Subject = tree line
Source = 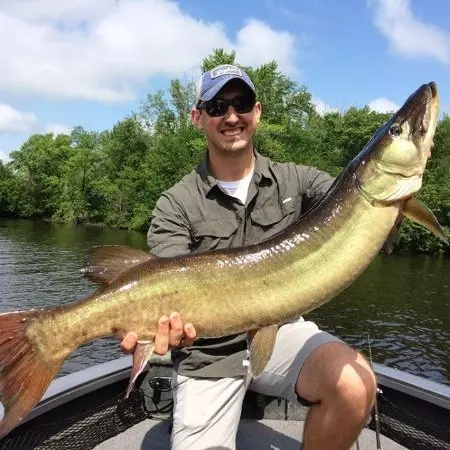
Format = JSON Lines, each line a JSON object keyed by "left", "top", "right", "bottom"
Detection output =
{"left": 1, "top": 50, "right": 449, "bottom": 254}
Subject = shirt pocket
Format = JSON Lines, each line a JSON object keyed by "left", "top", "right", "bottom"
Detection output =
{"left": 191, "top": 219, "right": 239, "bottom": 253}
{"left": 250, "top": 199, "right": 299, "bottom": 241}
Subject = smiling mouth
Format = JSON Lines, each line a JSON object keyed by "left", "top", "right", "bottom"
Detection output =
{"left": 221, "top": 127, "right": 244, "bottom": 137}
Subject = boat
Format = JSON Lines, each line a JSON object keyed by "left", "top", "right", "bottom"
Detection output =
{"left": 0, "top": 354, "right": 448, "bottom": 450}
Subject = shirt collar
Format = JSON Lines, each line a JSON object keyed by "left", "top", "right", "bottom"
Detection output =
{"left": 197, "top": 149, "right": 273, "bottom": 196}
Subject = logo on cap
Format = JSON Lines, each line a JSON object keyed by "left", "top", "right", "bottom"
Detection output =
{"left": 210, "top": 65, "right": 242, "bottom": 79}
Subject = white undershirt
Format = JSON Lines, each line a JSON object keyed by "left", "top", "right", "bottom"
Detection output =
{"left": 217, "top": 166, "right": 254, "bottom": 204}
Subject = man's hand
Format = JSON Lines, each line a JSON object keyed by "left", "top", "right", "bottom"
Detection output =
{"left": 120, "top": 312, "right": 196, "bottom": 355}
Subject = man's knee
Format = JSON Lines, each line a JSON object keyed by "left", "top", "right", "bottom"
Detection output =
{"left": 295, "top": 342, "right": 376, "bottom": 415}
{"left": 335, "top": 350, "right": 376, "bottom": 416}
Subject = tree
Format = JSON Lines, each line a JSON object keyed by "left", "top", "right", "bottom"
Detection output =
{"left": 55, "top": 127, "right": 105, "bottom": 223}
{"left": 9, "top": 133, "right": 73, "bottom": 217}
{"left": 1, "top": 49, "right": 447, "bottom": 253}
{"left": 0, "top": 161, "right": 20, "bottom": 217}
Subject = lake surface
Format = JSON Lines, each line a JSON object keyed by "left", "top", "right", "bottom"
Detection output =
{"left": 0, "top": 218, "right": 449, "bottom": 385}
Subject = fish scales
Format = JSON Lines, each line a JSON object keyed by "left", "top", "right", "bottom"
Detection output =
{"left": 28, "top": 180, "right": 398, "bottom": 357}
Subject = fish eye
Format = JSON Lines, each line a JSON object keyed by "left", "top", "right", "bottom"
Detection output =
{"left": 389, "top": 124, "right": 402, "bottom": 137}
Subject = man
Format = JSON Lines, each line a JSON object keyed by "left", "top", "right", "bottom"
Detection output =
{"left": 121, "top": 64, "right": 376, "bottom": 449}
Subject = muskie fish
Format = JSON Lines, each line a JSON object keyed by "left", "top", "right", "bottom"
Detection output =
{"left": 0, "top": 82, "right": 447, "bottom": 437}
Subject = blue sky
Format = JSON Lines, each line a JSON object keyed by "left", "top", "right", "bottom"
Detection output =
{"left": 1, "top": 0, "right": 450, "bottom": 162}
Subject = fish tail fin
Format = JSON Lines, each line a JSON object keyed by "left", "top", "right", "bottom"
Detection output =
{"left": 0, "top": 310, "right": 65, "bottom": 438}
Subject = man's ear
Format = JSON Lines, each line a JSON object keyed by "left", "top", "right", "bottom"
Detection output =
{"left": 254, "top": 101, "right": 262, "bottom": 125}
{"left": 191, "top": 109, "right": 203, "bottom": 130}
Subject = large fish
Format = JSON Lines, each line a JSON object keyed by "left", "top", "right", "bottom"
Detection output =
{"left": 0, "top": 82, "right": 447, "bottom": 437}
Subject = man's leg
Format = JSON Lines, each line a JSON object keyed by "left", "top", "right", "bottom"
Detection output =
{"left": 250, "top": 319, "right": 376, "bottom": 450}
{"left": 171, "top": 373, "right": 247, "bottom": 450}
{"left": 296, "top": 341, "right": 376, "bottom": 449}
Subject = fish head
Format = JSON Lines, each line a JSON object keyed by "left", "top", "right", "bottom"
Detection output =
{"left": 354, "top": 82, "right": 439, "bottom": 204}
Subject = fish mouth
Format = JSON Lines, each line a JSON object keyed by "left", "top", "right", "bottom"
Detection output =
{"left": 420, "top": 83, "right": 437, "bottom": 134}
{"left": 395, "top": 81, "right": 439, "bottom": 158}
{"left": 418, "top": 82, "right": 439, "bottom": 159}
{"left": 428, "top": 81, "right": 438, "bottom": 98}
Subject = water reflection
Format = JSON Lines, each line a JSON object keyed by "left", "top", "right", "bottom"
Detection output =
{"left": 0, "top": 219, "right": 449, "bottom": 384}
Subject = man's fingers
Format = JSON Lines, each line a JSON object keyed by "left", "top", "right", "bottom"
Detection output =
{"left": 152, "top": 313, "right": 196, "bottom": 355}
{"left": 181, "top": 323, "right": 196, "bottom": 347}
{"left": 154, "top": 315, "right": 170, "bottom": 355}
{"left": 168, "top": 312, "right": 184, "bottom": 347}
{"left": 120, "top": 332, "right": 138, "bottom": 354}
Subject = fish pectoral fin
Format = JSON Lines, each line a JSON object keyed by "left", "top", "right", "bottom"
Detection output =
{"left": 403, "top": 197, "right": 449, "bottom": 244}
{"left": 82, "top": 246, "right": 155, "bottom": 286}
{"left": 247, "top": 325, "right": 278, "bottom": 378}
{"left": 126, "top": 340, "right": 154, "bottom": 398}
{"left": 382, "top": 224, "right": 401, "bottom": 254}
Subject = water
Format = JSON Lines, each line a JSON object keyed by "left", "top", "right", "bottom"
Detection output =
{"left": 0, "top": 219, "right": 147, "bottom": 376}
{"left": 307, "top": 255, "right": 450, "bottom": 385}
{"left": 0, "top": 219, "right": 449, "bottom": 385}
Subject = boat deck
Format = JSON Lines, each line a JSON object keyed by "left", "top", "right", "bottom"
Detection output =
{"left": 95, "top": 417, "right": 407, "bottom": 449}
{"left": 3, "top": 357, "right": 445, "bottom": 450}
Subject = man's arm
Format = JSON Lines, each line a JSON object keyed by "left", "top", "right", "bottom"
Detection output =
{"left": 147, "top": 192, "right": 192, "bottom": 257}
{"left": 296, "top": 165, "right": 335, "bottom": 214}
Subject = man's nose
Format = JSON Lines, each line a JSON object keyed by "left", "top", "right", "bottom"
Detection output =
{"left": 224, "top": 106, "right": 239, "bottom": 123}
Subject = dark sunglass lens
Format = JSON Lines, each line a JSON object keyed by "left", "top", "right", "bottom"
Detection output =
{"left": 233, "top": 96, "right": 255, "bottom": 114}
{"left": 204, "top": 95, "right": 255, "bottom": 116}
{"left": 206, "top": 99, "right": 227, "bottom": 116}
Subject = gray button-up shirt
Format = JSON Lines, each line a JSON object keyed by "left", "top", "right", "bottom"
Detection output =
{"left": 147, "top": 151, "right": 334, "bottom": 377}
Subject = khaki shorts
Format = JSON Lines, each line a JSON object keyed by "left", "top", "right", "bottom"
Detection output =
{"left": 171, "top": 319, "right": 341, "bottom": 450}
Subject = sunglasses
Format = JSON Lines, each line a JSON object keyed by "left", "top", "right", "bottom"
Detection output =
{"left": 197, "top": 94, "right": 256, "bottom": 117}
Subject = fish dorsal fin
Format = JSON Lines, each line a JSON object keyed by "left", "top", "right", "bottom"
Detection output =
{"left": 403, "top": 197, "right": 448, "bottom": 244}
{"left": 247, "top": 325, "right": 278, "bottom": 377}
{"left": 82, "top": 245, "right": 154, "bottom": 286}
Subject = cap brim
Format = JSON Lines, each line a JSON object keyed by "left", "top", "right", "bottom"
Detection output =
{"left": 201, "top": 76, "right": 254, "bottom": 101}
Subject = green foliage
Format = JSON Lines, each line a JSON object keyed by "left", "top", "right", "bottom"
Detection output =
{"left": 201, "top": 49, "right": 237, "bottom": 72}
{"left": 55, "top": 127, "right": 105, "bottom": 224}
{"left": 1, "top": 50, "right": 448, "bottom": 254}
{"left": 308, "top": 107, "right": 390, "bottom": 171}
{"left": 0, "top": 161, "right": 20, "bottom": 216}
{"left": 397, "top": 221, "right": 449, "bottom": 254}
{"left": 9, "top": 133, "right": 73, "bottom": 217}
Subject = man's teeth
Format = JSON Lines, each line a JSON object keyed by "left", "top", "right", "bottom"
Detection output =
{"left": 223, "top": 128, "right": 241, "bottom": 136}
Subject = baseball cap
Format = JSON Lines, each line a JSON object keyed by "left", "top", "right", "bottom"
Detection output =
{"left": 194, "top": 64, "right": 256, "bottom": 106}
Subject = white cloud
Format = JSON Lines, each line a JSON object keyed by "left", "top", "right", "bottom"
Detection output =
{"left": 372, "top": 0, "right": 450, "bottom": 64}
{"left": 0, "top": 102, "right": 72, "bottom": 143}
{"left": 368, "top": 97, "right": 399, "bottom": 113}
{"left": 0, "top": 0, "right": 299, "bottom": 103}
{"left": 0, "top": 149, "right": 11, "bottom": 163}
{"left": 312, "top": 97, "right": 338, "bottom": 116}
{"left": 0, "top": 104, "right": 37, "bottom": 132}
{"left": 234, "top": 19, "right": 298, "bottom": 75}
{"left": 43, "top": 123, "right": 73, "bottom": 135}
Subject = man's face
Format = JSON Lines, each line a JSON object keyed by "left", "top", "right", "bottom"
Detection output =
{"left": 191, "top": 81, "right": 261, "bottom": 155}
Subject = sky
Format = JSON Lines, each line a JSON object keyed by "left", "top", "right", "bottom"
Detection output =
{"left": 1, "top": 0, "right": 450, "bottom": 163}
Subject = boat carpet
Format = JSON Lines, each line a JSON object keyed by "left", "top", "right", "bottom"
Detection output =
{"left": 95, "top": 417, "right": 407, "bottom": 449}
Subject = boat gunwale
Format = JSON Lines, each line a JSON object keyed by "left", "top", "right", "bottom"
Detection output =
{"left": 3, "top": 356, "right": 448, "bottom": 428}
